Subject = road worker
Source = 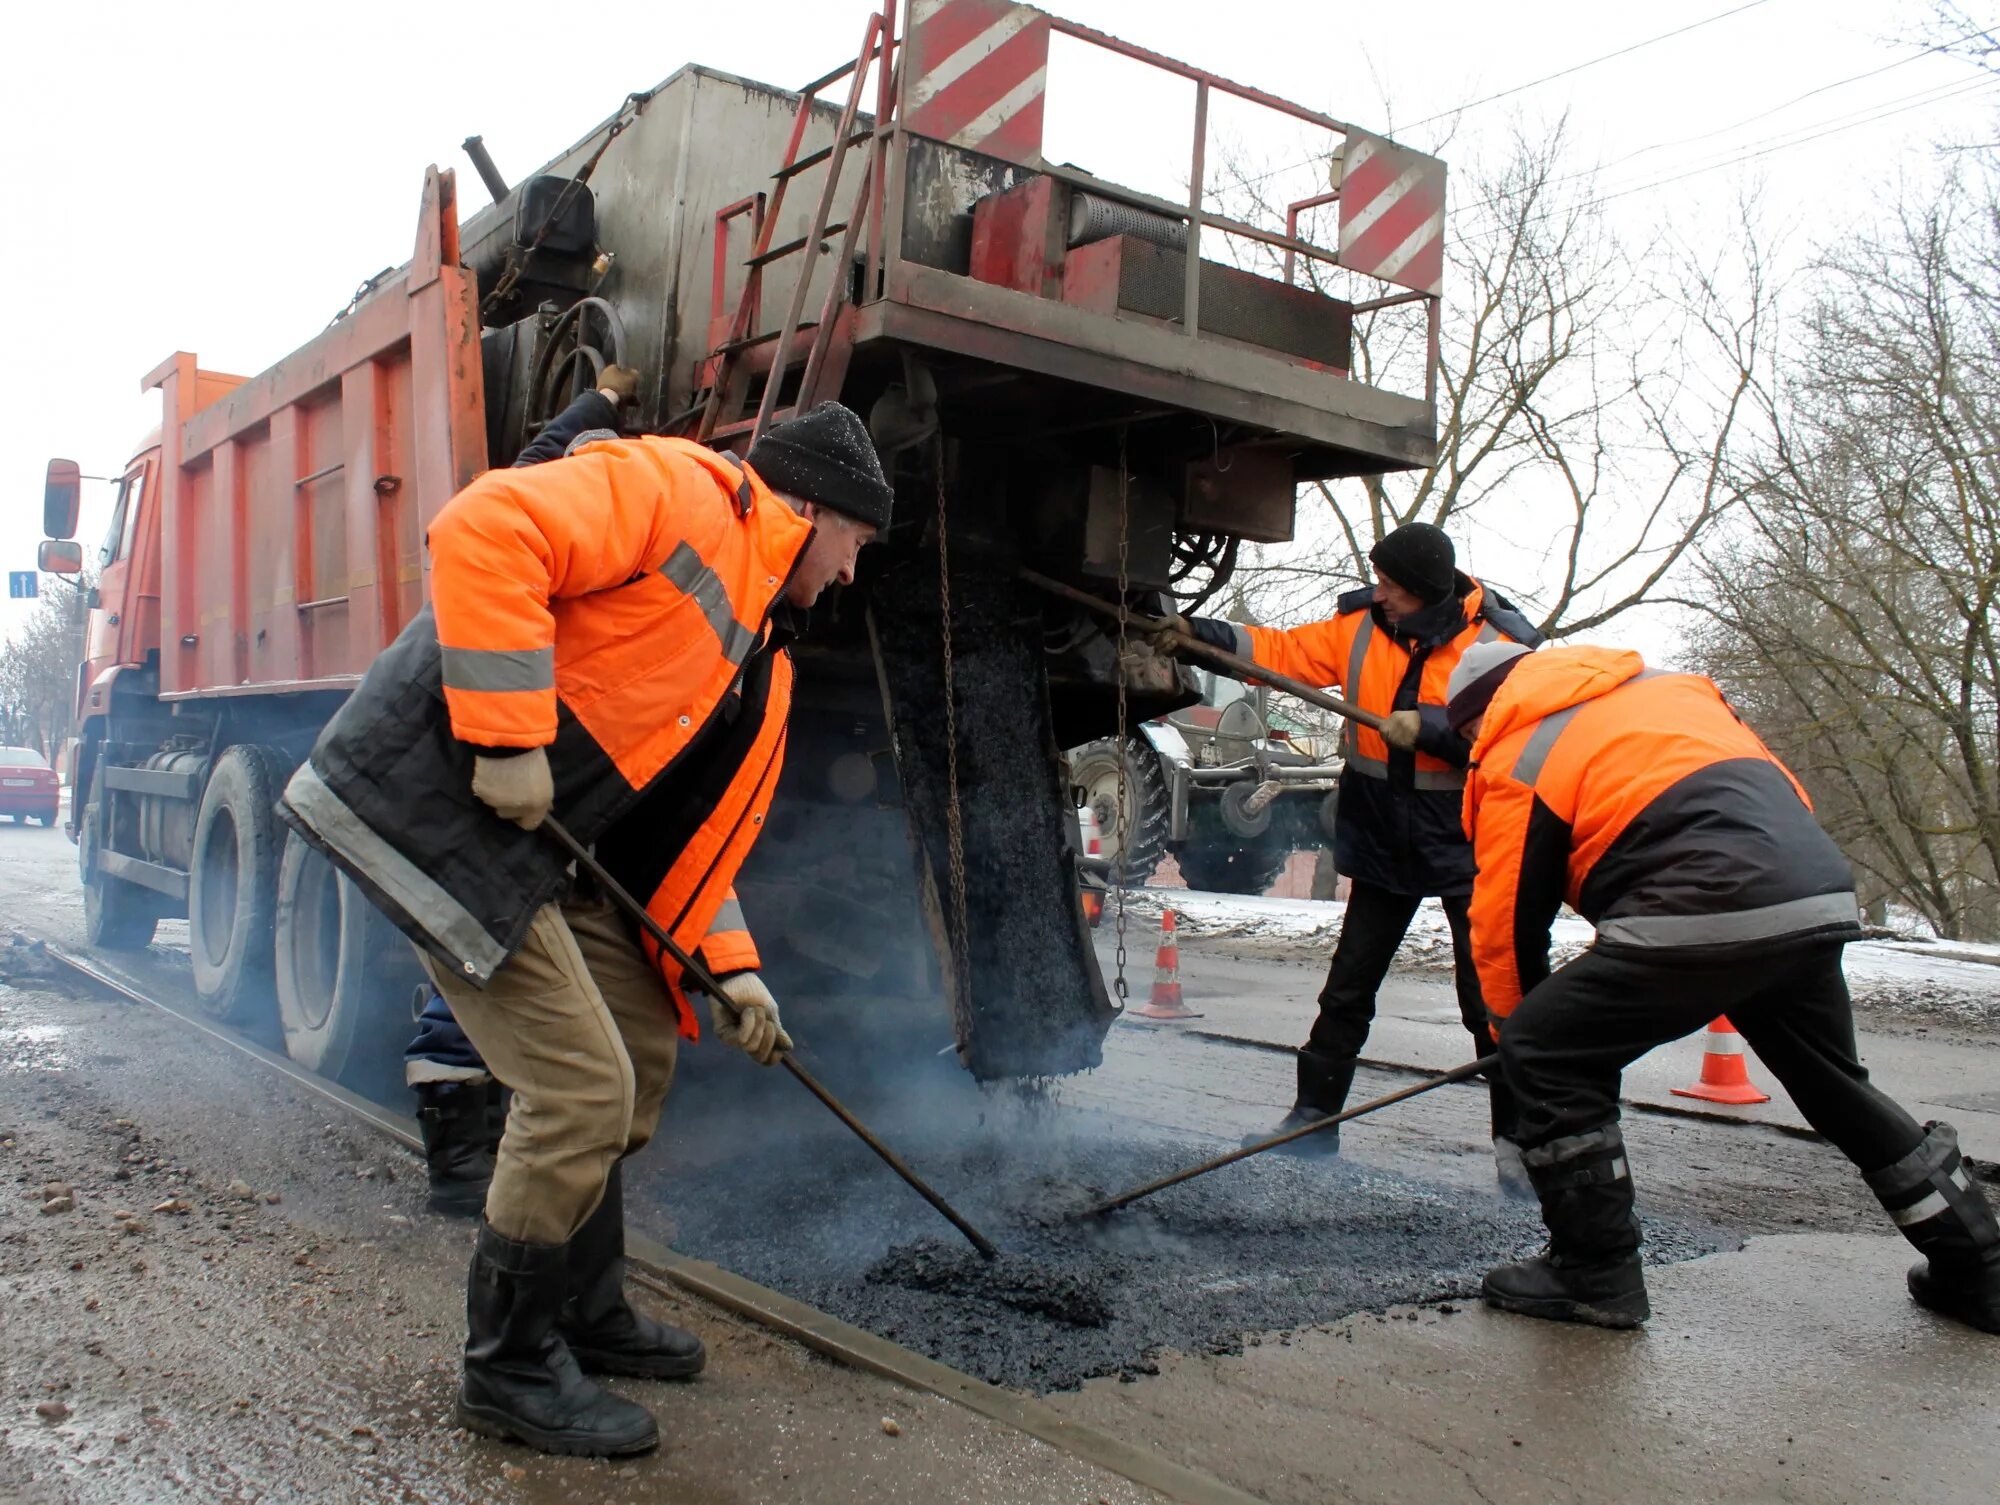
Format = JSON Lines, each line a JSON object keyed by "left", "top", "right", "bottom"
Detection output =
{"left": 280, "top": 401, "right": 894, "bottom": 1455}
{"left": 403, "top": 366, "right": 642, "bottom": 1219}
{"left": 1449, "top": 640, "right": 2000, "bottom": 1333}
{"left": 1159, "top": 523, "right": 1542, "bottom": 1190}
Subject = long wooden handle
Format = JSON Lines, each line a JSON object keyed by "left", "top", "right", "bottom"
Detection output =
{"left": 1080, "top": 1054, "right": 1502, "bottom": 1216}
{"left": 1017, "top": 568, "right": 1388, "bottom": 732}
{"left": 540, "top": 817, "right": 1000, "bottom": 1259}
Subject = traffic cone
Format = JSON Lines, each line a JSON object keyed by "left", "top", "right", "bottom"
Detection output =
{"left": 1080, "top": 833, "right": 1104, "bottom": 928}
{"left": 1129, "top": 909, "right": 1202, "bottom": 1020}
{"left": 1670, "top": 1016, "right": 1771, "bottom": 1105}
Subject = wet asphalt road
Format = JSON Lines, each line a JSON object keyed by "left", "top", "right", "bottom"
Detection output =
{"left": 5, "top": 819, "right": 1997, "bottom": 1502}
{"left": 629, "top": 1061, "right": 1726, "bottom": 1392}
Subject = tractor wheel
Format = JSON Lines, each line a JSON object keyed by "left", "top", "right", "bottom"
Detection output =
{"left": 189, "top": 744, "right": 288, "bottom": 1030}
{"left": 1068, "top": 736, "right": 1170, "bottom": 885}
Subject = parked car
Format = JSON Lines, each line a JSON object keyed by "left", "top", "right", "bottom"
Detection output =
{"left": 0, "top": 747, "right": 60, "bottom": 826}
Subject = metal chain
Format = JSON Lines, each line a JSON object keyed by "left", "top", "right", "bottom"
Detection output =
{"left": 936, "top": 457, "right": 974, "bottom": 1040}
{"left": 1111, "top": 427, "right": 1132, "bottom": 1007}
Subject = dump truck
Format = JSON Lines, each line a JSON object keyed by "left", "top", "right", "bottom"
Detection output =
{"left": 40, "top": 0, "right": 1445, "bottom": 1094}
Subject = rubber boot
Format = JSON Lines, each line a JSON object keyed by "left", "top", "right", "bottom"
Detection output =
{"left": 416, "top": 1081, "right": 499, "bottom": 1218}
{"left": 560, "top": 1165, "right": 707, "bottom": 1378}
{"left": 1241, "top": 1050, "right": 1354, "bottom": 1154}
{"left": 1483, "top": 1124, "right": 1650, "bottom": 1329}
{"left": 1864, "top": 1120, "right": 2000, "bottom": 1335}
{"left": 457, "top": 1221, "right": 658, "bottom": 1456}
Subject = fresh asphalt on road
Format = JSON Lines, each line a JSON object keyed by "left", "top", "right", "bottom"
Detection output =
{"left": 2, "top": 819, "right": 1995, "bottom": 1504}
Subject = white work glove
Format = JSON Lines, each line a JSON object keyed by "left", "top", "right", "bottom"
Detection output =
{"left": 709, "top": 972, "right": 793, "bottom": 1065}
{"left": 471, "top": 747, "right": 554, "bottom": 831}
{"left": 1380, "top": 710, "right": 1422, "bottom": 752}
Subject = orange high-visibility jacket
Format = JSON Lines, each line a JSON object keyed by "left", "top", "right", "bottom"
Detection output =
{"left": 1223, "top": 578, "right": 1539, "bottom": 895}
{"left": 1462, "top": 646, "right": 1859, "bottom": 1023}
{"left": 283, "top": 436, "right": 812, "bottom": 1037}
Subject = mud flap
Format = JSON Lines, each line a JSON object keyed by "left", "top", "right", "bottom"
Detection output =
{"left": 869, "top": 566, "right": 1115, "bottom": 1080}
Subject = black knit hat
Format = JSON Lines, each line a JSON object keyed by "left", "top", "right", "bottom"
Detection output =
{"left": 746, "top": 403, "right": 895, "bottom": 530}
{"left": 1369, "top": 522, "right": 1456, "bottom": 604}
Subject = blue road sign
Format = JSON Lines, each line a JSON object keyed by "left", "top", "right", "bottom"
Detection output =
{"left": 7, "top": 573, "right": 36, "bottom": 600}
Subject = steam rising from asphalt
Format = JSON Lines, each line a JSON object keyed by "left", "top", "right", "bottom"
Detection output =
{"left": 630, "top": 1042, "right": 1734, "bottom": 1391}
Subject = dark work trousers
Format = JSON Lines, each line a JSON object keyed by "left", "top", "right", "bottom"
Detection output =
{"left": 1502, "top": 938, "right": 1925, "bottom": 1175}
{"left": 1306, "top": 878, "right": 1517, "bottom": 1140}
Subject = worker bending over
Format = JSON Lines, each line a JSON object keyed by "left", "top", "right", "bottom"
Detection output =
{"left": 1449, "top": 641, "right": 1999, "bottom": 1333}
{"left": 1163, "top": 523, "right": 1541, "bottom": 1192}
{"left": 281, "top": 403, "right": 894, "bottom": 1454}
{"left": 402, "top": 366, "right": 641, "bottom": 1218}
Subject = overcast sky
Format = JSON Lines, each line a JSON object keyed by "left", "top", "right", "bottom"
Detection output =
{"left": 3, "top": 0, "right": 1988, "bottom": 646}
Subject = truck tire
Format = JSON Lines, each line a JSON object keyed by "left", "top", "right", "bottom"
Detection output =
{"left": 189, "top": 745, "right": 288, "bottom": 1029}
{"left": 275, "top": 831, "right": 425, "bottom": 1102}
{"left": 1174, "top": 839, "right": 1293, "bottom": 896}
{"left": 79, "top": 794, "right": 159, "bottom": 950}
{"left": 1068, "top": 736, "right": 1169, "bottom": 884}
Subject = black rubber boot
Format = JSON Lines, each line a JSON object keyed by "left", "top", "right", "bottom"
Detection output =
{"left": 415, "top": 1081, "right": 498, "bottom": 1218}
{"left": 560, "top": 1165, "right": 706, "bottom": 1379}
{"left": 457, "top": 1221, "right": 658, "bottom": 1456}
{"left": 1242, "top": 1051, "right": 1354, "bottom": 1154}
{"left": 1483, "top": 1124, "right": 1650, "bottom": 1329}
{"left": 1865, "top": 1121, "right": 2000, "bottom": 1335}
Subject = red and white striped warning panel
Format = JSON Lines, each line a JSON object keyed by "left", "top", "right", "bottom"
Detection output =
{"left": 1337, "top": 131, "right": 1447, "bottom": 296}
{"left": 903, "top": 0, "right": 1050, "bottom": 166}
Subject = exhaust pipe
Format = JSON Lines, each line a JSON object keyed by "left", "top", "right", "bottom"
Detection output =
{"left": 461, "top": 134, "right": 510, "bottom": 204}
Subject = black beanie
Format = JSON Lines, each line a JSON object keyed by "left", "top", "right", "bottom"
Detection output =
{"left": 1368, "top": 522, "right": 1456, "bottom": 604}
{"left": 746, "top": 403, "right": 895, "bottom": 530}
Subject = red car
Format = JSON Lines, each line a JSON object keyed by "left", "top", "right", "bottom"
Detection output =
{"left": 0, "top": 747, "right": 60, "bottom": 826}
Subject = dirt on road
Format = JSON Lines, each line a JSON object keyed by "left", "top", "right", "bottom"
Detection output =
{"left": 0, "top": 974, "right": 1158, "bottom": 1505}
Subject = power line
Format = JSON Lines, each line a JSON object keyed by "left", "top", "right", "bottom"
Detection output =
{"left": 1590, "top": 73, "right": 2000, "bottom": 206}
{"left": 1235, "top": 0, "right": 1782, "bottom": 190}
{"left": 1401, "top": 0, "right": 1781, "bottom": 133}
{"left": 1443, "top": 21, "right": 1998, "bottom": 218}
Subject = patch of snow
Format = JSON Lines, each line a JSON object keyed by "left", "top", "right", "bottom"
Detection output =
{"left": 1128, "top": 886, "right": 2000, "bottom": 1020}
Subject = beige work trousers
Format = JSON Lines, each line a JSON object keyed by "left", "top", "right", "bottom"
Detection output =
{"left": 420, "top": 889, "right": 679, "bottom": 1246}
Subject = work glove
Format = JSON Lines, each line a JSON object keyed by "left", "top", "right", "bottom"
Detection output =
{"left": 710, "top": 971, "right": 793, "bottom": 1065}
{"left": 596, "top": 364, "right": 641, "bottom": 406}
{"left": 471, "top": 747, "right": 554, "bottom": 831}
{"left": 1145, "top": 612, "right": 1194, "bottom": 658}
{"left": 1380, "top": 710, "right": 1422, "bottom": 752}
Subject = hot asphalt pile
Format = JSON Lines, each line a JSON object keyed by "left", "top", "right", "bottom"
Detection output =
{"left": 630, "top": 1077, "right": 1728, "bottom": 1392}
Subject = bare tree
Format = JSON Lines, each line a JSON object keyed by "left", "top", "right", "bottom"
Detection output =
{"left": 1208, "top": 118, "right": 1766, "bottom": 640}
{"left": 1687, "top": 171, "right": 2000, "bottom": 939}
{"left": 0, "top": 576, "right": 91, "bottom": 760}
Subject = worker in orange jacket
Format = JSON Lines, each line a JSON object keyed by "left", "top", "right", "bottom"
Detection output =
{"left": 1164, "top": 523, "right": 1541, "bottom": 1188}
{"left": 281, "top": 402, "right": 893, "bottom": 1455}
{"left": 1448, "top": 641, "right": 1999, "bottom": 1334}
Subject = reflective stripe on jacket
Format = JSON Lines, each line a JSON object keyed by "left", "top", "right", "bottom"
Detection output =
{"left": 1232, "top": 575, "right": 1541, "bottom": 895}
{"left": 1462, "top": 646, "right": 1860, "bottom": 1021}
{"left": 280, "top": 436, "right": 810, "bottom": 1038}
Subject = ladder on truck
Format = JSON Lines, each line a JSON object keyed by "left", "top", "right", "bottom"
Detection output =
{"left": 696, "top": 7, "right": 898, "bottom": 445}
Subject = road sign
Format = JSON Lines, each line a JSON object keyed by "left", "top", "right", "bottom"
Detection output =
{"left": 7, "top": 573, "right": 36, "bottom": 600}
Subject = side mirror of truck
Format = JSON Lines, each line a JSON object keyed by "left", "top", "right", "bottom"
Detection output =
{"left": 44, "top": 460, "right": 82, "bottom": 540}
{"left": 38, "top": 539, "right": 84, "bottom": 575}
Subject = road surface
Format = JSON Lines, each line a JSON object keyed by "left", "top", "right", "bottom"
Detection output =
{"left": 3, "top": 820, "right": 1995, "bottom": 1503}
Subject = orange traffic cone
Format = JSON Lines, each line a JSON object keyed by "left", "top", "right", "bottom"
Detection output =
{"left": 1670, "top": 1016, "right": 1771, "bottom": 1105}
{"left": 1129, "top": 909, "right": 1202, "bottom": 1020}
{"left": 1080, "top": 833, "right": 1104, "bottom": 929}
